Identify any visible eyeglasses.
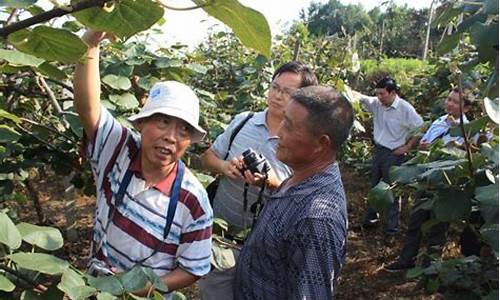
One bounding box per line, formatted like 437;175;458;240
270;82;296;97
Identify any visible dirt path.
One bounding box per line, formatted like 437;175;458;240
14;165;445;299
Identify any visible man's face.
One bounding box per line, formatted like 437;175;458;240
277;101;319;168
445;91;465;118
137;114;192;169
267;72;302;117
375;88;396;106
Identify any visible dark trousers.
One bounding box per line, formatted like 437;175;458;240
363;144;403;234
398;199;449;264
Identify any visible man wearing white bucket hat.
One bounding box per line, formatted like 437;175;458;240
73;30;212;298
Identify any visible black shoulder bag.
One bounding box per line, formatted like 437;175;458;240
207;112;254;205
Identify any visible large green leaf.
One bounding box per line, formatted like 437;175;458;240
449;116;490;138
484;0;499;14
118;266;150;293
0;212;22;250
87;275;123;295
0;274;15;292
58;268;96;300
8;252;70;275
0;109;21;124
211;239;237;270
367;181;394;213
109;93;139;110
481;143;499;167
72;0;164;39
37;62;68;80
390;164;425;184
194;0;271;58
437;32;460;55
0;0;36;8
483;97;499;124
16;222;64;251
7;26;87;64
480;223;498;256
0;125;21;143
470;22;499;65
475;182;499;224
96;293;118;300
0;49;44;67
102;74;132;90
432;189;471;222
141;268;169;293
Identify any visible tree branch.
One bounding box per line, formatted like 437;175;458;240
35;74;70;128
457;74;475;179
46;78;74;93
0;0;109;38
0;264;39;288
155;0;211;11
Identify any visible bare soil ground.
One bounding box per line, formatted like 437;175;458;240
13;164;454;299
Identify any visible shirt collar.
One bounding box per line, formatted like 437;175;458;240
254;109;268;126
129;151;178;196
388;95;401;109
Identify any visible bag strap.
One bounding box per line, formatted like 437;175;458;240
223;112;255;160
163;160;184;239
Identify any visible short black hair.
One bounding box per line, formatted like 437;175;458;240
292;86;354;150
272;61;318;88
375;77;399;93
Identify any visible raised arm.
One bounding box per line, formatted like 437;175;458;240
73;30;108;141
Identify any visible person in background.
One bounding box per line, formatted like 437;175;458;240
199;62;317;300
384;88;472;272
359;77;424;237
74;30;212;298
234;85;354;299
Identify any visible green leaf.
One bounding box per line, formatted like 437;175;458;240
96;292;118;300
437;32;460;55
87;275;123;296
118;266;150;293
470;22;499;65
449;116;490;138
73;0;164;39
172;291;187;300
367;181;394;213
432;188;471;222
65;114;84;138
8;26;87;64
16;222;64;251
483;97;499;124
484;0;499;15
211;239;237;270
0;0;36;8
0;109;21;124
390;164;425;184
137;76;160;91
36;62;68;80
141;268;169;293
0;49;44;67
8;252;70;275
480;223;498;255
0;125;21;142
109;93;139;110
57;268;97;300
0;274;15;292
482;289;499;300
405;266;424;279
194;0;271;58
102;74;132;90
481;143;499;166
475;182;499;224
0;212;22;250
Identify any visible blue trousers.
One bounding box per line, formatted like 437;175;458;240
363;144;403;235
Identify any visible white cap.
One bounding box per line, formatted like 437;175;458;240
128;81;206;142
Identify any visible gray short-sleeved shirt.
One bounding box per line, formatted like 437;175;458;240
361;96;423;150
211;110;292;230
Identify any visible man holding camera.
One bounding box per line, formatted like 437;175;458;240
199;62;317;299
74;30;212;298
234;85;354;299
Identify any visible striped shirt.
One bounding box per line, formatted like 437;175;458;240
211;110;292;230
361;96;423;150
234;163;348;299
84;107;212;296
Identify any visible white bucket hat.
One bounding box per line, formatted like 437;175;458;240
128;81;206;142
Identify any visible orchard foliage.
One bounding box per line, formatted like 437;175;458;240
0;0;498;299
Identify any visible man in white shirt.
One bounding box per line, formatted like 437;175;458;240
359;77;423;236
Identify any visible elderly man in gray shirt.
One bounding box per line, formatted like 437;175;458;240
360;77;423;236
235;85;354;299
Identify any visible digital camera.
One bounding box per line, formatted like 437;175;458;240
87;258;115;276
240;148;270;176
